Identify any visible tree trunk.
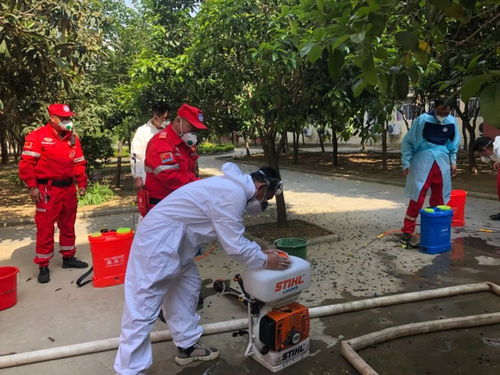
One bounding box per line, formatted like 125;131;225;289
0;116;8;164
301;132;305;146
264;129;287;227
462;122;468;151
318;130;325;152
115;140;123;187
243;136;251;157
332;129;338;167
293;130;299;164
382;121;388;171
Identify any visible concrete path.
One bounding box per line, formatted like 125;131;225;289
0;152;499;375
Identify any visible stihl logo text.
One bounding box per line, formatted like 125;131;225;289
281;344;305;361
274;276;304;292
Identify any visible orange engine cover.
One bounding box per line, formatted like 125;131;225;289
259;302;310;351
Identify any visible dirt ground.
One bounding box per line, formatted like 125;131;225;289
245;219;332;244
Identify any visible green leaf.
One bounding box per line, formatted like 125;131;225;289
331;35;350;50
414;50;429;65
480;83;500;128
307;44;324;63
374;46;387;60
315;0;324;12
352;79;367;97
429;0;452;11
350;31;366;44
299;42;315;57
0;39;11;58
408;64;420;83
361;58;377;86
289;19;298;35
328;49;344;80
461;75;488;102
395;32;419;51
443;3;471;23
467;54;482;71
393;73;409;100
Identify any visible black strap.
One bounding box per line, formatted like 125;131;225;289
76;266;93;287
149;197;161;205
37;178;73;187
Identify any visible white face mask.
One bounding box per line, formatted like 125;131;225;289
181;132;198;146
60;120;73;131
481;156;492;164
246;198;269;216
435;115;445;123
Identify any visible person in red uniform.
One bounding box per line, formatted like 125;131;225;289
144;103;207;207
19;104;89;283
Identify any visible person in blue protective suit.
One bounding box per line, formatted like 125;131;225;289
400;98;461;241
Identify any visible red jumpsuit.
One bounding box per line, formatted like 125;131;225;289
19;124;87;266
144;124;199;202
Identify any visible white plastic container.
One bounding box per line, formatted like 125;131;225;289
242;255;311;302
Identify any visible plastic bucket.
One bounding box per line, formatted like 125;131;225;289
419;207;453;254
447;190;467;227
0;266;19;311
274;238;308;259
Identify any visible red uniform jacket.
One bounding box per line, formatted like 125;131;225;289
19;124;87;188
144;124;199;200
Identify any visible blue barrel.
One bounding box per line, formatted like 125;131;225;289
419;206;453;254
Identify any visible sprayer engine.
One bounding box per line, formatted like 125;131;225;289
214;253;311;372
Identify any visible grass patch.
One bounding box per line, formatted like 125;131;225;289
78;182;115;207
198;142;234;154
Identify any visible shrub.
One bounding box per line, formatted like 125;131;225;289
80;134;114;171
78;182;115;207
198;143;235;154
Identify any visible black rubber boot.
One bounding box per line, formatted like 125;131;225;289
62;256;88;269
400;232;412;242
489;212;500;220
38;267;50;283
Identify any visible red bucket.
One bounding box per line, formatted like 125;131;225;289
447;190;467;227
0;266;19;311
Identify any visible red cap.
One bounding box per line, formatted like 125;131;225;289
177;104;207;130
48;103;74;117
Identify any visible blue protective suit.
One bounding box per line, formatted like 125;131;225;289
401;112;460;203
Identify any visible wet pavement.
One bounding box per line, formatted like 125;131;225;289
0;153;499;374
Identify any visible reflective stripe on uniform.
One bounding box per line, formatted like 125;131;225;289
60;245;75;250
74;156;85;163
22;151;41;158
405;214;417;221
36;252;53;259
144;164;180;175
36;208;47;212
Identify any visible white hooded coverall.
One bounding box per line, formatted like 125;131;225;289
130;120;166;183
114;162;267;375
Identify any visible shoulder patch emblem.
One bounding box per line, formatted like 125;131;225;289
24;142;33;149
159;132;167;139
44;137;53;142
160;152;174;164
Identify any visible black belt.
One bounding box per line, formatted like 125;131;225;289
149;197;161;205
37;178;74;187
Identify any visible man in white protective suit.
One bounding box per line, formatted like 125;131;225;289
114;162;289;374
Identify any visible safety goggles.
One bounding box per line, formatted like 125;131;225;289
258;170;284;195
482;139;493;152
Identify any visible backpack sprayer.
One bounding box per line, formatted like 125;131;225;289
214;251;311;372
